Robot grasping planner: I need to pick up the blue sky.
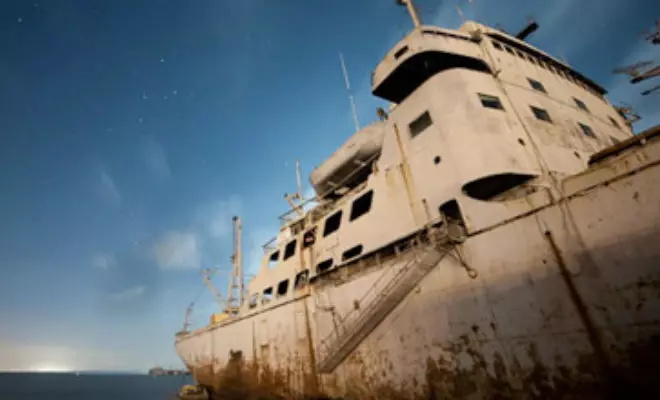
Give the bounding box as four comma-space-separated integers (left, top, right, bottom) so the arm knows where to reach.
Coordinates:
0, 0, 658, 372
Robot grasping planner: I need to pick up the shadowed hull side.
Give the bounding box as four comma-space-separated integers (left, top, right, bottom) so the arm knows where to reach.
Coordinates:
176, 147, 660, 399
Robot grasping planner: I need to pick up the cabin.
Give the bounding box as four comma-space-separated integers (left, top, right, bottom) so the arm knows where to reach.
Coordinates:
239, 20, 634, 317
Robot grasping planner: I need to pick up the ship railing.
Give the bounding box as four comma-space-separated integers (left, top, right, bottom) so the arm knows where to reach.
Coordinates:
315, 226, 455, 372
276, 150, 382, 228
316, 248, 420, 355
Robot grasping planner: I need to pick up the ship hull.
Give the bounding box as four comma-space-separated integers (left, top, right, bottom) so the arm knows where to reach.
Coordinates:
176, 136, 660, 399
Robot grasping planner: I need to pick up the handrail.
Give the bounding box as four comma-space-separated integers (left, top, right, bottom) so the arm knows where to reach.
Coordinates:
316, 246, 421, 357
264, 151, 382, 249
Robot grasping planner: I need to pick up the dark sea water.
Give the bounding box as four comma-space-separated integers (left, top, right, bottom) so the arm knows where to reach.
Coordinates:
0, 373, 193, 400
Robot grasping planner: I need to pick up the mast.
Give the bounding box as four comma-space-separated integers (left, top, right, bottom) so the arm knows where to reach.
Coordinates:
284, 160, 305, 216
226, 216, 243, 312
295, 160, 303, 201
235, 216, 243, 308
339, 53, 360, 132
396, 0, 422, 29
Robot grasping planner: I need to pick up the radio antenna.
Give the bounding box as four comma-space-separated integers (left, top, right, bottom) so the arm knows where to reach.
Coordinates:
339, 53, 360, 132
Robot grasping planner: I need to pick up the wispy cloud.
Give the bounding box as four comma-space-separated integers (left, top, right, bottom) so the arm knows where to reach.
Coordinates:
142, 136, 171, 180
92, 254, 116, 270
244, 226, 276, 276
152, 231, 201, 270
109, 285, 146, 302
97, 170, 121, 207
203, 195, 243, 238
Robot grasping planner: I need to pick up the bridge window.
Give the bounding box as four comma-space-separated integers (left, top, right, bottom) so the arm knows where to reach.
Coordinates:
294, 269, 309, 289
573, 98, 589, 113
323, 210, 342, 237
283, 239, 297, 261
409, 111, 433, 138
578, 122, 596, 138
609, 117, 620, 128
530, 106, 552, 123
276, 279, 289, 297
249, 293, 259, 309
394, 45, 409, 60
492, 41, 503, 50
478, 93, 504, 110
505, 46, 515, 55
302, 227, 316, 249
350, 190, 374, 222
316, 258, 334, 274
527, 78, 547, 93
268, 250, 279, 268
342, 244, 364, 261
262, 287, 273, 304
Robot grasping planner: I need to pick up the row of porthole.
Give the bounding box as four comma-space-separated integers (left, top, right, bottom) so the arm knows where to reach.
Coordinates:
266, 190, 375, 268
475, 93, 612, 142
490, 38, 603, 100
247, 243, 366, 311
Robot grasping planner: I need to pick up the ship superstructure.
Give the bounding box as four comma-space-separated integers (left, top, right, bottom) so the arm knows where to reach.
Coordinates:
175, 2, 660, 398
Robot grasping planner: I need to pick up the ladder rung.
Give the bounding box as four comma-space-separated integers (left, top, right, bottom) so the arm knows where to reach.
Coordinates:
316, 245, 448, 373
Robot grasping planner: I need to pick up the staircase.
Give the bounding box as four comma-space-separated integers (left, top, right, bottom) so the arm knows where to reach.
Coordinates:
316, 242, 450, 373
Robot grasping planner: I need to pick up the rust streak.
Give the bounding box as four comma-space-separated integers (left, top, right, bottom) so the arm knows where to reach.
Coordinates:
544, 230, 610, 373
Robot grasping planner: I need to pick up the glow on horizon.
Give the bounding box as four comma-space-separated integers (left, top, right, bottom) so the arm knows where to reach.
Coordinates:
29, 363, 74, 373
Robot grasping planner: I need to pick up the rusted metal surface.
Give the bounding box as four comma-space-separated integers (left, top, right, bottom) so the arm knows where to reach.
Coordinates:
174, 13, 660, 396
177, 150, 660, 398
589, 124, 660, 166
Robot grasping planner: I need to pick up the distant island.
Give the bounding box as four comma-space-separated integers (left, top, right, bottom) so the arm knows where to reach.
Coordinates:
148, 366, 191, 376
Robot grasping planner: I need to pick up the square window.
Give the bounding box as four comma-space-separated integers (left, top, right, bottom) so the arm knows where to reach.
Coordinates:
262, 287, 273, 304
505, 46, 515, 55
527, 78, 547, 93
276, 279, 289, 297
323, 210, 342, 237
573, 98, 589, 113
294, 270, 309, 289
409, 111, 433, 138
530, 106, 552, 123
350, 190, 374, 221
578, 122, 596, 138
283, 239, 297, 261
478, 93, 504, 110
493, 41, 503, 50
249, 293, 259, 309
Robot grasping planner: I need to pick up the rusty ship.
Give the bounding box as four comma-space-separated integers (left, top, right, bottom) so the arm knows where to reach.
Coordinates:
175, 1, 660, 398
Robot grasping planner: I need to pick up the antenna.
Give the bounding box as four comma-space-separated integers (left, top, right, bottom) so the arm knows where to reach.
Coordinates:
456, 3, 465, 23
284, 160, 305, 216
226, 216, 243, 312
295, 160, 303, 201
234, 216, 243, 308
396, 0, 422, 28
182, 303, 193, 332
339, 53, 360, 132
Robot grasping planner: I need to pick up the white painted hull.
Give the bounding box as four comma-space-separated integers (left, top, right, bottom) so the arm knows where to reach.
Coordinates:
176, 135, 660, 398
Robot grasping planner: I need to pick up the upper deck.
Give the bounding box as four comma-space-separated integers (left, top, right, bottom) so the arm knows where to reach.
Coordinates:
371, 21, 607, 104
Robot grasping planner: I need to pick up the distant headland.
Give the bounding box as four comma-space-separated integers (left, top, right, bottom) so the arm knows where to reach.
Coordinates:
148, 367, 191, 376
